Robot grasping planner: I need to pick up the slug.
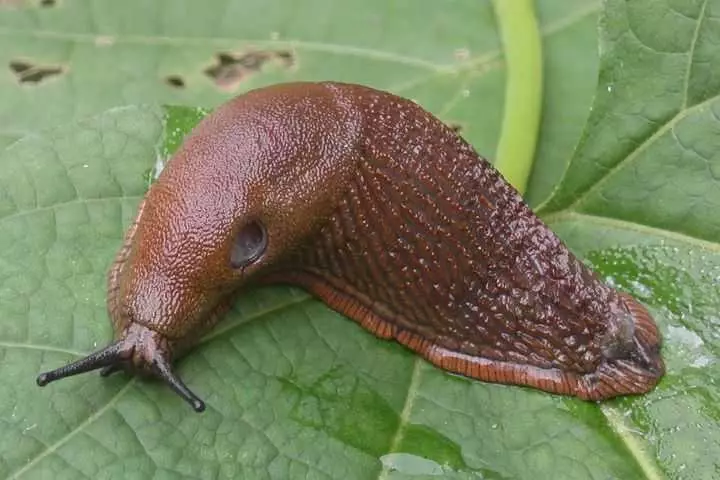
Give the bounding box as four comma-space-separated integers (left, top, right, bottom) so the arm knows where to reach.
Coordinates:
36, 82, 664, 412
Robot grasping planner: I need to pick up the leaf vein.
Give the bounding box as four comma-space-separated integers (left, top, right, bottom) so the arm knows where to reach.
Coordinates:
0, 28, 446, 71
556, 92, 720, 213
376, 359, 423, 480
199, 294, 311, 345
0, 195, 143, 224
681, 0, 709, 109
542, 210, 720, 252
8, 380, 136, 479
0, 341, 85, 357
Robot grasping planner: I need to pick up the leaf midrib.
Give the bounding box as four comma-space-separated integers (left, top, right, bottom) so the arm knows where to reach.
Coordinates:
542, 210, 720, 253
376, 359, 423, 480
601, 405, 666, 480
7, 381, 136, 480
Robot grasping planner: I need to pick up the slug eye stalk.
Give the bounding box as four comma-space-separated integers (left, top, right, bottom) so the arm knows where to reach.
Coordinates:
151, 356, 206, 412
36, 341, 127, 386
36, 326, 206, 413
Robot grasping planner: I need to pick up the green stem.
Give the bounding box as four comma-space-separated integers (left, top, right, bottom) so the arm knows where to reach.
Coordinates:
492, 0, 543, 195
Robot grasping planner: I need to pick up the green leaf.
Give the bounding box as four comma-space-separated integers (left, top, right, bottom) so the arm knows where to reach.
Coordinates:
7, 0, 717, 479
536, 0, 720, 478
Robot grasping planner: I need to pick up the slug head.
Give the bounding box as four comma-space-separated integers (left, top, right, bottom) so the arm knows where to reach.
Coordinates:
36, 83, 361, 411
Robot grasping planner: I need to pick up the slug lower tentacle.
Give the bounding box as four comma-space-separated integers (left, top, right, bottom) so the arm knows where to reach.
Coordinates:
36, 81, 664, 411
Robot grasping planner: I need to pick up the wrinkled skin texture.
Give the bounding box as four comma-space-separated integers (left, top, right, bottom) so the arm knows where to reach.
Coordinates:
37, 82, 664, 410
112, 83, 363, 344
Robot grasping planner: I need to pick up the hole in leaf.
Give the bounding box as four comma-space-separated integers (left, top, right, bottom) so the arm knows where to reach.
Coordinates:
204, 49, 295, 91
9, 59, 65, 84
165, 75, 185, 89
0, 0, 26, 8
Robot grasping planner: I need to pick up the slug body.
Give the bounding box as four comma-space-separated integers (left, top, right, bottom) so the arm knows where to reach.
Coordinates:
37, 82, 664, 411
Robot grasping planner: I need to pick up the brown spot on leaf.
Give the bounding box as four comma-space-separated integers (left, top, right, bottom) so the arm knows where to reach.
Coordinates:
274, 50, 295, 67
9, 60, 65, 84
204, 49, 295, 91
0, 0, 26, 7
165, 75, 186, 89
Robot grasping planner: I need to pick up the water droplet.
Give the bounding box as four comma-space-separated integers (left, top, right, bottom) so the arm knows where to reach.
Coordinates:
379, 453, 446, 476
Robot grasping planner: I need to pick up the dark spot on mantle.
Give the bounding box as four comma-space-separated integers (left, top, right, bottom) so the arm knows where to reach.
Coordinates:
40, 0, 56, 6
204, 49, 295, 91
9, 60, 65, 84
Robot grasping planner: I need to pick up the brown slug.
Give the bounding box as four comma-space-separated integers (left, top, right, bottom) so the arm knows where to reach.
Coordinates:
36, 82, 664, 412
